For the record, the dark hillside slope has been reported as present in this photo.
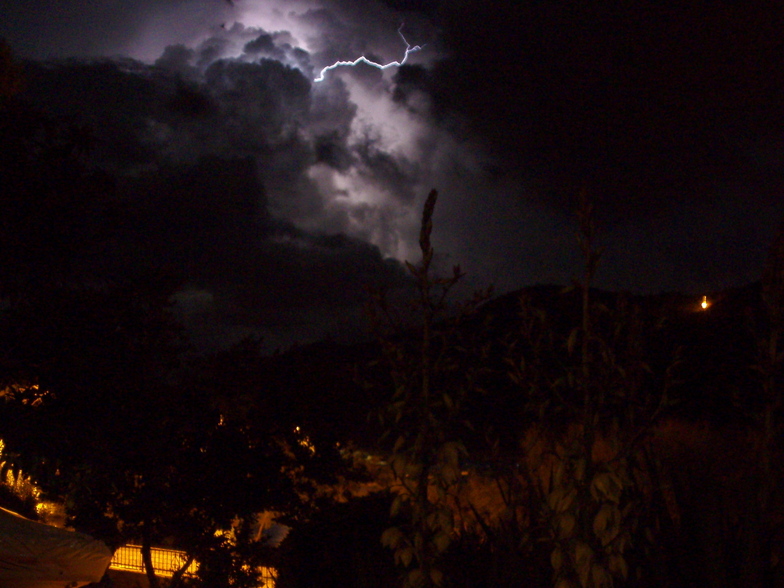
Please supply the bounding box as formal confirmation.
[265,281,768,448]
[270,280,784,588]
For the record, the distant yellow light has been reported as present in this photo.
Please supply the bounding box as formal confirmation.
[701,295,709,310]
[294,426,315,454]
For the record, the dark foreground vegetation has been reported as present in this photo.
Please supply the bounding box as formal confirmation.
[269,193,784,588]
[3,40,784,588]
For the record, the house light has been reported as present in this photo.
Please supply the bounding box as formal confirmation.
[701,295,709,310]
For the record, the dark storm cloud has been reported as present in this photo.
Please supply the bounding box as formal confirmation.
[353,0,784,294]
[313,131,353,171]
[2,0,556,353]
[353,132,418,203]
[195,36,233,68]
[16,45,413,349]
[243,32,285,61]
[112,155,407,350]
[4,0,784,345]
[309,78,355,137]
[204,58,311,145]
[155,44,197,76]
[300,0,435,76]
[426,3,784,216]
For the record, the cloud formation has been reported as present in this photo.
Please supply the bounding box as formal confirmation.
[13,1,447,349]
[5,0,784,349]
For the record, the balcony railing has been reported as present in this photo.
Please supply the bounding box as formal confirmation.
[110,544,198,578]
[110,544,276,587]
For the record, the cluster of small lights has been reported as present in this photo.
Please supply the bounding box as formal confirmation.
[294,426,316,454]
[0,382,48,405]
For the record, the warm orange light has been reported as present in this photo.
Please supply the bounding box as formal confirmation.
[294,426,315,454]
[110,544,199,578]
[701,295,709,310]
[110,545,276,586]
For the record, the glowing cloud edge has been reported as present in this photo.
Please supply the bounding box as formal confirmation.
[313,25,423,82]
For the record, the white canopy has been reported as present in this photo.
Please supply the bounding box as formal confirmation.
[0,506,111,588]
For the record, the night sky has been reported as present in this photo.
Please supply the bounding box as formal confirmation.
[2,0,784,350]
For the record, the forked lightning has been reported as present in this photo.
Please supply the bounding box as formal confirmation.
[313,25,423,82]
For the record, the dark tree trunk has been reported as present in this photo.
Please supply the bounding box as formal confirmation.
[141,524,161,588]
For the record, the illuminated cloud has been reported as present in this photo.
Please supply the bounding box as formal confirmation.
[8,1,581,298]
[131,3,435,265]
[9,0,775,350]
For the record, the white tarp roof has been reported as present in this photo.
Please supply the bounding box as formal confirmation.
[0,506,111,588]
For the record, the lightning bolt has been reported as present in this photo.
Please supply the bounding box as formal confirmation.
[313,25,423,83]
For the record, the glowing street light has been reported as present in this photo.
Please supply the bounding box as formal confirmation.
[701,295,709,310]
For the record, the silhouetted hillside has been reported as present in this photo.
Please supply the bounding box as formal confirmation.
[265,281,769,449]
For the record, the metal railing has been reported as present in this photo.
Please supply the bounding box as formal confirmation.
[110,544,198,578]
[110,544,277,587]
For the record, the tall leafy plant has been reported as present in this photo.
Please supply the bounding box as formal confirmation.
[503,194,671,588]
[369,189,490,588]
